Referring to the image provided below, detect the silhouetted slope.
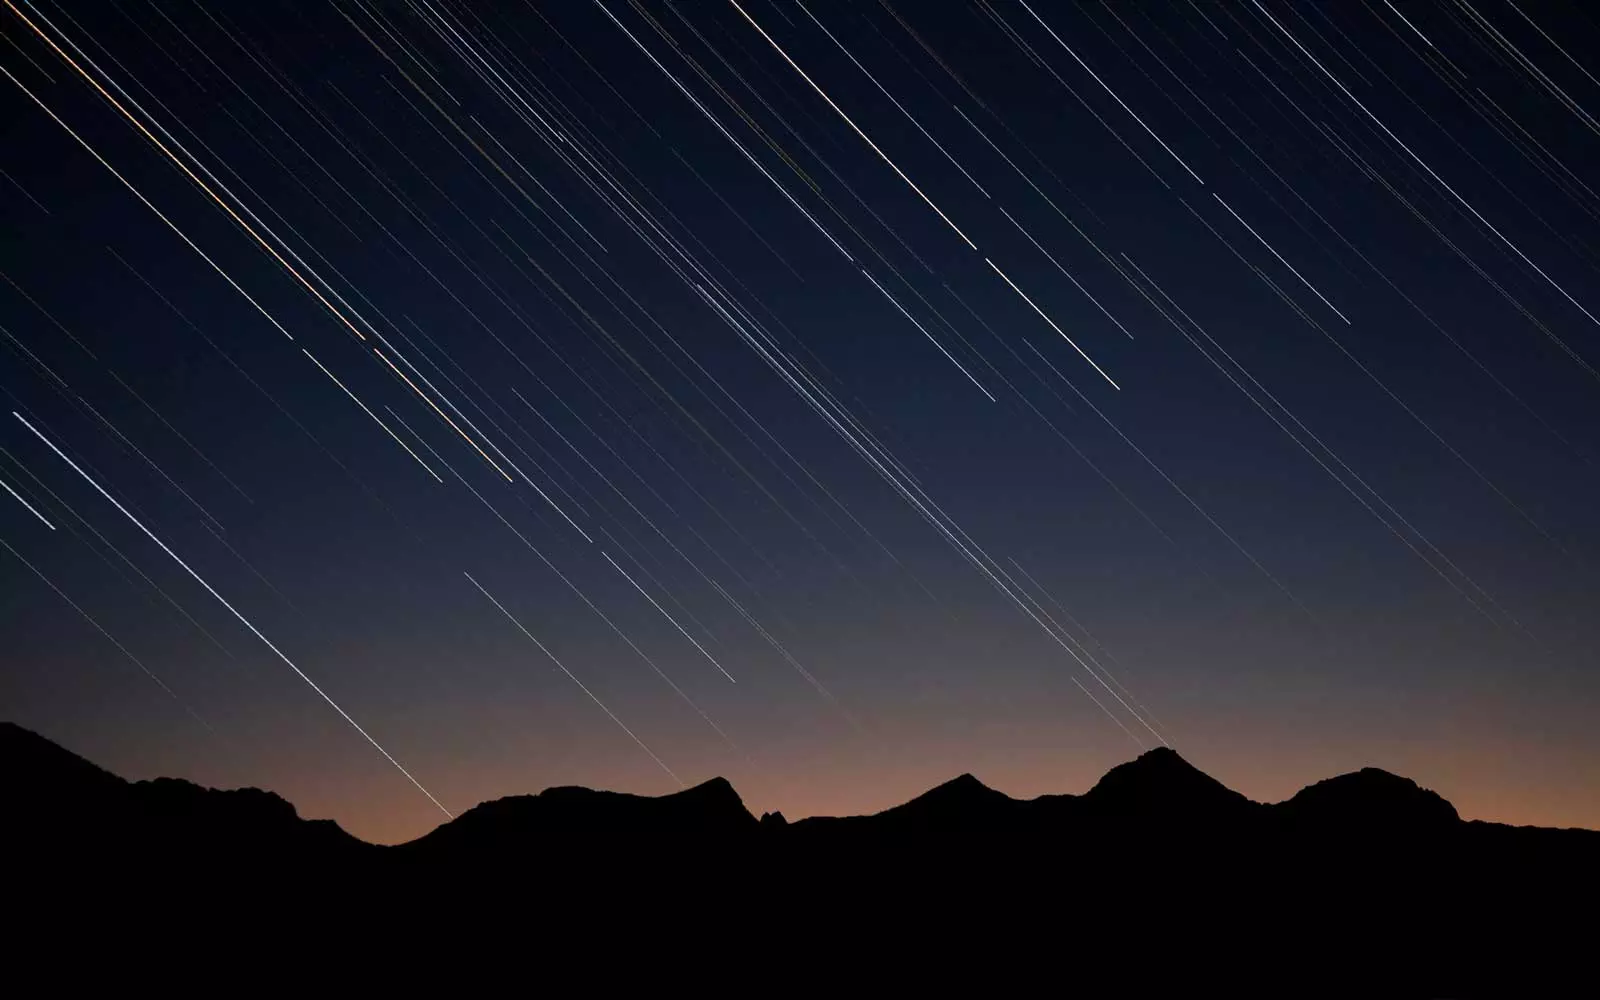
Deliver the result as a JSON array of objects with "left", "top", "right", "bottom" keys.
[
  {"left": 133, "top": 776, "right": 368, "bottom": 858},
  {"left": 3, "top": 720, "right": 128, "bottom": 804},
  {"left": 795, "top": 772, "right": 1019, "bottom": 838},
  {"left": 1280, "top": 767, "right": 1459, "bottom": 832},
  {"left": 1, "top": 722, "right": 366, "bottom": 868},
  {"left": 1083, "top": 745, "right": 1258, "bottom": 820},
  {"left": 5, "top": 722, "right": 1594, "bottom": 991},
  {"left": 405, "top": 776, "right": 758, "bottom": 857},
  {"left": 890, "top": 771, "right": 1012, "bottom": 816}
]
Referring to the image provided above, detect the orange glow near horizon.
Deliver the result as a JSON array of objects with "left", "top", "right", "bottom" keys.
[{"left": 243, "top": 737, "right": 1598, "bottom": 846}]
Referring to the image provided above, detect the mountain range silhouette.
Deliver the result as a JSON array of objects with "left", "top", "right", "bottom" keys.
[{"left": 5, "top": 721, "right": 1592, "bottom": 992}]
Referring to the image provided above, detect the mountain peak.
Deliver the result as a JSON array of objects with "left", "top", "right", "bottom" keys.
[
  {"left": 681, "top": 774, "right": 738, "bottom": 798},
  {"left": 1138, "top": 745, "right": 1185, "bottom": 763},
  {"left": 941, "top": 771, "right": 988, "bottom": 791},
  {"left": 875, "top": 771, "right": 1014, "bottom": 829},
  {"left": 918, "top": 772, "right": 1005, "bottom": 803},
  {"left": 1085, "top": 745, "right": 1256, "bottom": 818},
  {"left": 1284, "top": 767, "right": 1459, "bottom": 829},
  {"left": 1090, "top": 744, "right": 1201, "bottom": 785},
  {"left": 666, "top": 775, "right": 754, "bottom": 819},
  {"left": 410, "top": 773, "right": 757, "bottom": 851}
]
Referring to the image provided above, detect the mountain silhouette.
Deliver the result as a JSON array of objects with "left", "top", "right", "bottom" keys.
[
  {"left": 1281, "top": 766, "right": 1461, "bottom": 832},
  {"left": 2, "top": 721, "right": 365, "bottom": 866},
  {"left": 847, "top": 771, "right": 1016, "bottom": 830},
  {"left": 404, "top": 775, "right": 759, "bottom": 857},
  {"left": 5, "top": 721, "right": 1593, "bottom": 991},
  {"left": 1081, "top": 744, "right": 1258, "bottom": 820}
]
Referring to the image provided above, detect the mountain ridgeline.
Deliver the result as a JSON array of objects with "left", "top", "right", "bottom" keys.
[{"left": 5, "top": 721, "right": 1593, "bottom": 989}]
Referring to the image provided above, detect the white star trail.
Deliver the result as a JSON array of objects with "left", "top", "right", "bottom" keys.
[
  {"left": 1, "top": 472, "right": 53, "bottom": 529},
  {"left": 1211, "top": 192, "right": 1350, "bottom": 325},
  {"left": 14, "top": 410, "right": 452, "bottom": 818},
  {"left": 301, "top": 348, "right": 444, "bottom": 484},
  {"left": 795, "top": 0, "right": 991, "bottom": 199},
  {"left": 1016, "top": 0, "right": 1205, "bottom": 186},
  {"left": 983, "top": 258, "right": 1120, "bottom": 390},
  {"left": 1247, "top": 0, "right": 1600, "bottom": 351},
  {"left": 4, "top": 0, "right": 1598, "bottom": 842},
  {"left": 730, "top": 0, "right": 980, "bottom": 251},
  {"left": 0, "top": 533, "right": 210, "bottom": 730},
  {"left": 464, "top": 570, "right": 682, "bottom": 785},
  {"left": 601, "top": 549, "right": 736, "bottom": 683}
]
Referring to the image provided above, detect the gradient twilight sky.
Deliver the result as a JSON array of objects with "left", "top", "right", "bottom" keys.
[{"left": 2, "top": 0, "right": 1598, "bottom": 844}]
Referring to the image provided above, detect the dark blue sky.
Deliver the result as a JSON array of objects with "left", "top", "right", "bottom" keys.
[{"left": 2, "top": 0, "right": 1597, "bottom": 842}]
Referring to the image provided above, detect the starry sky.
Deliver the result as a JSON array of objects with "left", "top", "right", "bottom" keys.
[{"left": 3, "top": 0, "right": 1598, "bottom": 844}]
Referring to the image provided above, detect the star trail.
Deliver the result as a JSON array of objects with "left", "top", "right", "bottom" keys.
[{"left": 2, "top": 1, "right": 1597, "bottom": 843}]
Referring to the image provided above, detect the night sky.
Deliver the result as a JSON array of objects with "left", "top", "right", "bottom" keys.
[{"left": 3, "top": 0, "right": 1598, "bottom": 844}]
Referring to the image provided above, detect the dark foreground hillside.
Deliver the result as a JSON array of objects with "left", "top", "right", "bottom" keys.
[{"left": 4, "top": 721, "right": 1592, "bottom": 993}]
